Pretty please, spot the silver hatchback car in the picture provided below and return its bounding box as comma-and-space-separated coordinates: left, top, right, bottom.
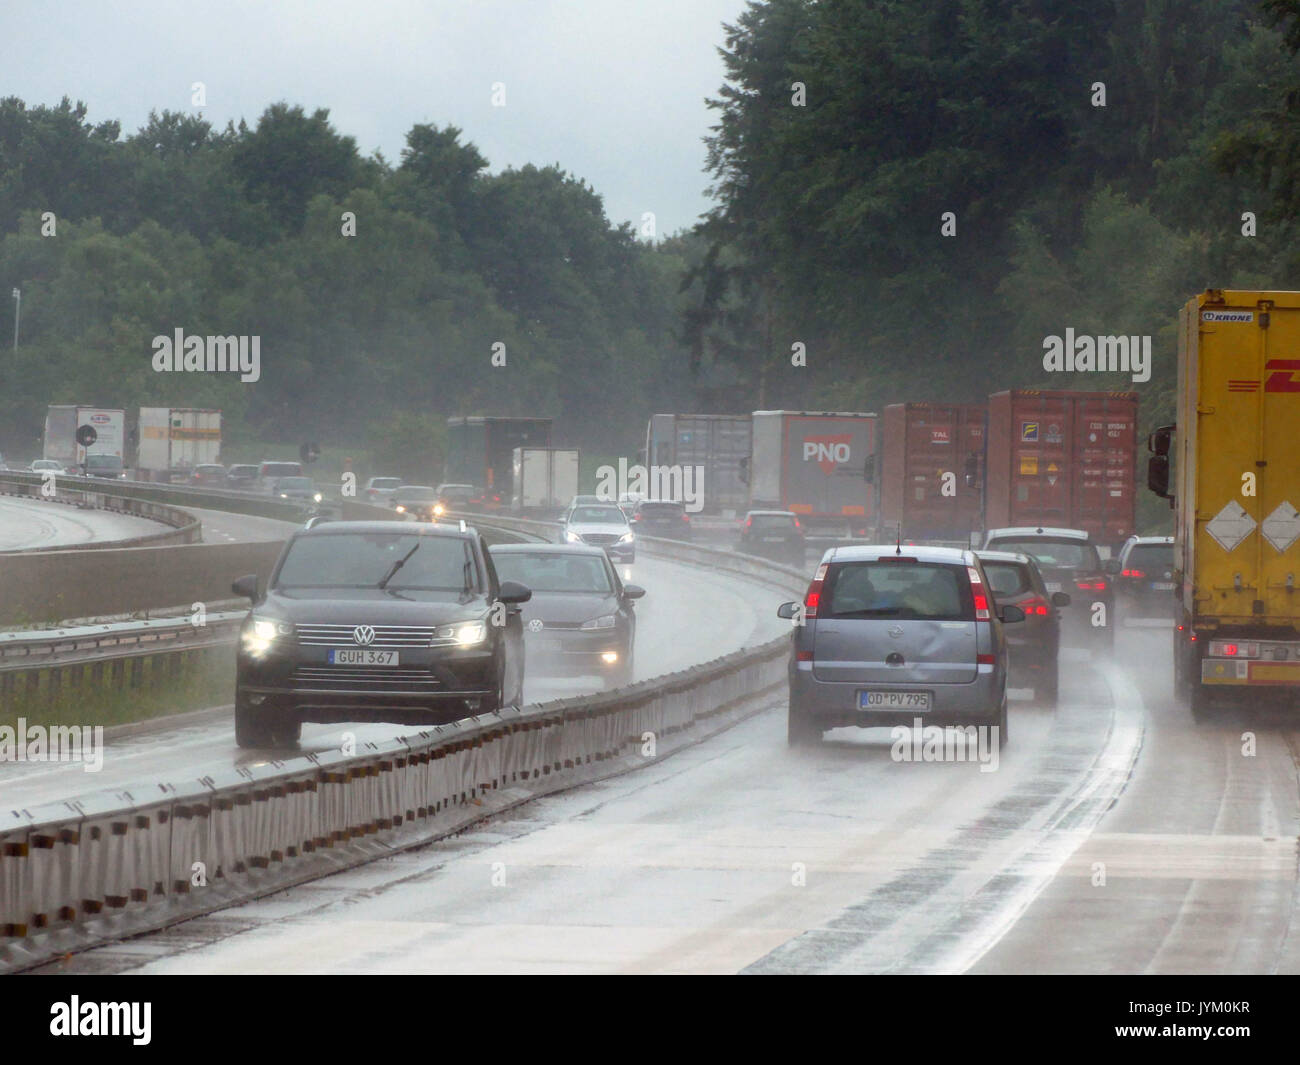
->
777, 545, 1024, 746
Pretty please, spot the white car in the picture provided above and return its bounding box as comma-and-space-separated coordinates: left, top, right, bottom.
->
364, 476, 402, 504
30, 459, 62, 473
561, 503, 636, 564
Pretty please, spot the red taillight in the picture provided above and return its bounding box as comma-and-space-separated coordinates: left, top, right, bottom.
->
1224, 643, 1238, 656
1121, 568, 1144, 578
682, 513, 690, 522
1021, 596, 1051, 616
1076, 579, 1107, 591
745, 517, 752, 528
977, 653, 996, 665
967, 566, 991, 620
804, 563, 828, 617
793, 518, 801, 529
796, 650, 813, 662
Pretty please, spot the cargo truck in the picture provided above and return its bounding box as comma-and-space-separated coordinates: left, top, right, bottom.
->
879, 402, 986, 544
644, 414, 752, 515
43, 405, 126, 477
135, 407, 222, 482
1148, 289, 1300, 714
512, 447, 580, 511
984, 389, 1138, 549
445, 417, 552, 504
748, 411, 878, 539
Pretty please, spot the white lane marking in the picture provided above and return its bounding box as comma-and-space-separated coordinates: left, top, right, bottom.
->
930, 663, 1145, 973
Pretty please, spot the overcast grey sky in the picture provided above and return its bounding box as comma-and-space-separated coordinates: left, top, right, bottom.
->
0, 0, 750, 236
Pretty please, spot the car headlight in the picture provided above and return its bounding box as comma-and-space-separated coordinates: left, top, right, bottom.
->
251, 617, 294, 640
433, 503, 445, 516
395, 505, 406, 513
437, 620, 487, 645
581, 614, 616, 630
313, 492, 322, 502
279, 493, 288, 498
618, 532, 634, 543
564, 530, 582, 543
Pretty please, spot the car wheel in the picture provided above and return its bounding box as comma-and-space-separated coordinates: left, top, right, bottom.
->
235, 690, 276, 748
787, 701, 820, 746
988, 694, 1009, 748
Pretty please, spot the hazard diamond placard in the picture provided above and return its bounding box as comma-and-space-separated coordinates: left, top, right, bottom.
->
1205, 500, 1257, 552
1262, 501, 1300, 553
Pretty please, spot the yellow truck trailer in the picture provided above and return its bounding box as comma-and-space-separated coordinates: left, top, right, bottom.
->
1148, 289, 1300, 713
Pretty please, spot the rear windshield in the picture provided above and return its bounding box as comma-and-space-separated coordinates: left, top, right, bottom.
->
750, 514, 796, 530
440, 486, 475, 499
85, 454, 122, 468
371, 478, 400, 490
822, 561, 972, 620
981, 561, 1032, 597
639, 502, 684, 516
1125, 544, 1174, 570
989, 539, 1099, 570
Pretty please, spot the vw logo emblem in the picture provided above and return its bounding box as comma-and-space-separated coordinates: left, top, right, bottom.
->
527, 619, 544, 633
888, 625, 904, 638
353, 625, 376, 646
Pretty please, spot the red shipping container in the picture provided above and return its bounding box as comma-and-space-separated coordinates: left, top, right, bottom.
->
879, 403, 986, 543
984, 390, 1138, 546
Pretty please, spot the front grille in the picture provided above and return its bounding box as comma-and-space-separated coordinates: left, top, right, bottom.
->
295, 624, 436, 648
290, 666, 442, 691
581, 534, 619, 546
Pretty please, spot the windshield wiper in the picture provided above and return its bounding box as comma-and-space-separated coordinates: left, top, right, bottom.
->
377, 542, 421, 588
461, 551, 475, 601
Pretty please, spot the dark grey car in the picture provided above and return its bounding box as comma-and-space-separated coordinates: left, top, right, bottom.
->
490, 543, 644, 688
231, 521, 531, 747
779, 545, 1023, 746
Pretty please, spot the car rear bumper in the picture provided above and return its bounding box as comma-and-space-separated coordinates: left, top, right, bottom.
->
789, 661, 1003, 728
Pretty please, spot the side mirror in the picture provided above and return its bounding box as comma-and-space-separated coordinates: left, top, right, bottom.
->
999, 604, 1026, 623
232, 574, 259, 601
1147, 424, 1174, 456
1147, 454, 1172, 500
1103, 558, 1122, 575
776, 602, 799, 619
1051, 591, 1071, 607
498, 580, 532, 604
623, 583, 646, 599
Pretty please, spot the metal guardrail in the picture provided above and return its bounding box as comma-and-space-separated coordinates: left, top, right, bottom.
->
0, 613, 246, 669
0, 474, 203, 552
0, 520, 805, 971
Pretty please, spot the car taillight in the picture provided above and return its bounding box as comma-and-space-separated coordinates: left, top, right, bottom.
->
1121, 568, 1144, 578
744, 517, 752, 528
1021, 596, 1051, 616
681, 513, 690, 522
804, 563, 828, 617
1076, 578, 1107, 591
793, 518, 801, 529
967, 566, 990, 620
796, 650, 813, 662
977, 654, 996, 665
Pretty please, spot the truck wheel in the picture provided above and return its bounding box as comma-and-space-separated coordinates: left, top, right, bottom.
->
787, 702, 821, 746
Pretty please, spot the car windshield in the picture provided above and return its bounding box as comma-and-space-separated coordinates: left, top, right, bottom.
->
371, 478, 400, 490
261, 463, 300, 478
572, 506, 626, 524
277, 477, 312, 489
86, 455, 121, 468
276, 533, 479, 591
492, 552, 613, 593
1126, 544, 1174, 570
397, 488, 438, 502
750, 514, 795, 530
981, 561, 1032, 597
991, 539, 1100, 570
823, 561, 971, 620
440, 486, 475, 499
639, 502, 684, 516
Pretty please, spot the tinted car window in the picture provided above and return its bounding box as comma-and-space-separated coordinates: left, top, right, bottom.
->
493, 552, 613, 593
990, 540, 1099, 570
982, 561, 1031, 597
276, 533, 478, 591
638, 502, 684, 516
823, 561, 971, 620
572, 506, 626, 524
750, 514, 796, 530
396, 487, 438, 502
85, 455, 122, 469
260, 462, 302, 479
276, 477, 312, 489
1126, 544, 1174, 570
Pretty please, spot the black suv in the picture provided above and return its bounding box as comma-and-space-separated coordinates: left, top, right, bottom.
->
1108, 535, 1176, 619
231, 521, 531, 747
629, 499, 694, 542
976, 550, 1070, 706
737, 510, 805, 568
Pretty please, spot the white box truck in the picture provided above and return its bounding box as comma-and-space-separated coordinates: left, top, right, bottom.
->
512, 447, 579, 510
43, 405, 127, 478
136, 407, 223, 482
